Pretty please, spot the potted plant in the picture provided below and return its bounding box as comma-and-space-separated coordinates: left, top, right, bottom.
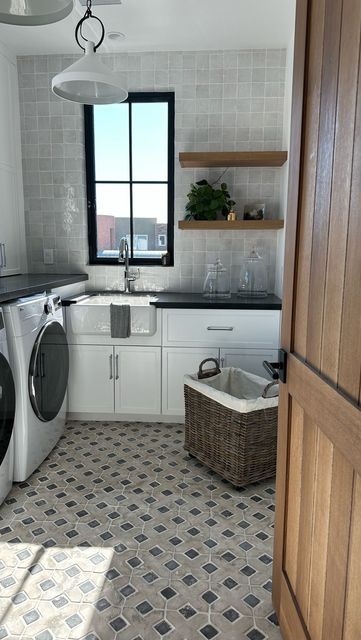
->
185, 179, 236, 221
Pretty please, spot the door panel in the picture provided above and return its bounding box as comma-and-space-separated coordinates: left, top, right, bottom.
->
274, 0, 361, 637
29, 321, 69, 422
114, 347, 161, 414
0, 351, 15, 465
344, 476, 361, 639
162, 348, 219, 415
67, 345, 114, 413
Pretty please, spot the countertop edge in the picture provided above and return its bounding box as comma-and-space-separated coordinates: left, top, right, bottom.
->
0, 273, 88, 304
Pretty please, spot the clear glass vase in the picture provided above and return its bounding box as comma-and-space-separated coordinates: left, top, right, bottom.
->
238, 249, 268, 297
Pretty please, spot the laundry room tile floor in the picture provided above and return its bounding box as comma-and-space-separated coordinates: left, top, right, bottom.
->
0, 421, 281, 640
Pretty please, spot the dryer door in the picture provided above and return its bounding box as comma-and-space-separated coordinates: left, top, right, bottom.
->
0, 351, 15, 465
29, 321, 69, 422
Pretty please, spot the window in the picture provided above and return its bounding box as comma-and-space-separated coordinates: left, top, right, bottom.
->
84, 92, 175, 265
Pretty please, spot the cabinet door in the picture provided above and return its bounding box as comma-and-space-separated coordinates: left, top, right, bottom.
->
0, 167, 21, 276
220, 348, 279, 378
67, 345, 114, 413
0, 50, 15, 169
0, 50, 25, 276
114, 347, 161, 414
162, 347, 219, 415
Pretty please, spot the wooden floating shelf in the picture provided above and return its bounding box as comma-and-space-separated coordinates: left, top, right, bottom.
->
178, 220, 284, 230
179, 151, 288, 168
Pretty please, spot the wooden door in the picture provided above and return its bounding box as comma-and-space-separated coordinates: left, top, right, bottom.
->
274, 0, 361, 638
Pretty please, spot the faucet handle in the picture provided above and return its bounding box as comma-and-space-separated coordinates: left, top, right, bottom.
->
129, 268, 140, 281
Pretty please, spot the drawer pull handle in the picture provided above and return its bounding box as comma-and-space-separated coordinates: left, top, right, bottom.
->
207, 326, 234, 331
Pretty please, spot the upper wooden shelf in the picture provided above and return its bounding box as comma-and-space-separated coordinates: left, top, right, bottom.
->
179, 151, 288, 168
178, 220, 284, 230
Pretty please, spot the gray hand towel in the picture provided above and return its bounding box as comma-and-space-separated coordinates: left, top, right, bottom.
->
110, 303, 131, 338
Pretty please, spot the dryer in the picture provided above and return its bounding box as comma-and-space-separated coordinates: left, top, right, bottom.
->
3, 294, 69, 481
0, 308, 15, 503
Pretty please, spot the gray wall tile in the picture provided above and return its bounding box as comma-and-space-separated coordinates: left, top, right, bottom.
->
18, 48, 286, 293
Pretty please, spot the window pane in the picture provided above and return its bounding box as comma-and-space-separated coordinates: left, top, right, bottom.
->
96, 184, 130, 258
94, 104, 129, 181
132, 184, 168, 259
132, 102, 168, 181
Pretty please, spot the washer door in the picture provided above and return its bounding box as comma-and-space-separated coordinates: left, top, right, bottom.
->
0, 352, 15, 465
29, 321, 69, 422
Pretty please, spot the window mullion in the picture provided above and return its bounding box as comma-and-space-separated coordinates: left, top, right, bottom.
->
128, 102, 134, 260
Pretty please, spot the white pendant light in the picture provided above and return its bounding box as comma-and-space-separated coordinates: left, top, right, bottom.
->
52, 0, 128, 105
0, 0, 73, 25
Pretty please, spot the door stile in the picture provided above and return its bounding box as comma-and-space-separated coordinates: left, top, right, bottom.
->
272, 0, 309, 616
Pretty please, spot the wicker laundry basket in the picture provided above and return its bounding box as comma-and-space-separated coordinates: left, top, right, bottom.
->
184, 364, 278, 488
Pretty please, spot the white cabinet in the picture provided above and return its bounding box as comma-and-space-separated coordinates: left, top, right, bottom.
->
0, 168, 22, 275
0, 44, 26, 276
161, 309, 280, 417
220, 348, 279, 378
67, 344, 161, 416
162, 347, 219, 415
114, 346, 161, 414
66, 308, 280, 419
68, 345, 114, 413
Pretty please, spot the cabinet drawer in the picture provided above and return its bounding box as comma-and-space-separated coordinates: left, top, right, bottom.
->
162, 309, 280, 348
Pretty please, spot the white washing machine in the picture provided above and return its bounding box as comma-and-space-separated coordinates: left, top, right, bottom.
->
2, 294, 69, 482
0, 308, 15, 503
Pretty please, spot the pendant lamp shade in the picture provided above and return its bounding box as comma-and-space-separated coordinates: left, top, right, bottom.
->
52, 41, 128, 104
0, 0, 73, 25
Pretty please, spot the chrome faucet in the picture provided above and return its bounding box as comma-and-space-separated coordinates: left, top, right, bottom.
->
118, 237, 139, 292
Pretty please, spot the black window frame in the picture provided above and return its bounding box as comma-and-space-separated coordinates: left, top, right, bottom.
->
84, 91, 175, 266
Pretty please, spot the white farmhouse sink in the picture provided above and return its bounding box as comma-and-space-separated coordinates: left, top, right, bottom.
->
67, 293, 158, 336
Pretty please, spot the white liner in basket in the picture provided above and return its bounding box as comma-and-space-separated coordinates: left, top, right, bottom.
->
184, 367, 279, 414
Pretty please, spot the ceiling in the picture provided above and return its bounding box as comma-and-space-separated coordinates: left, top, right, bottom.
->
0, 0, 295, 56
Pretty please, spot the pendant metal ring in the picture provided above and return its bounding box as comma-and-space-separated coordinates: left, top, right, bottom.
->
75, 13, 105, 52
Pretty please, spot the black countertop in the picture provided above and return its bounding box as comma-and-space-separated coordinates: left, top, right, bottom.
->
152, 293, 282, 309
0, 273, 88, 304
62, 290, 282, 310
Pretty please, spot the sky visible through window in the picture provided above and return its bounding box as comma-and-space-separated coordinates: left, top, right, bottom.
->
94, 102, 168, 223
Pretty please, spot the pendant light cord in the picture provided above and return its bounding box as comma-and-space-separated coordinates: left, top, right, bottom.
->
75, 0, 105, 52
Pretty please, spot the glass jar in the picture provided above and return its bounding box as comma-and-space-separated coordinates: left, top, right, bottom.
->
238, 249, 268, 297
203, 259, 231, 298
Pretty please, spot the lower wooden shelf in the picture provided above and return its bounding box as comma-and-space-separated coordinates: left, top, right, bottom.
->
178, 219, 284, 230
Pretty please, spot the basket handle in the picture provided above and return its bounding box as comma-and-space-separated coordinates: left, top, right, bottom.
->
198, 358, 221, 378
262, 380, 279, 399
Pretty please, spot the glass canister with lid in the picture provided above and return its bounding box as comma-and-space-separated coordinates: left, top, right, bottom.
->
237, 248, 268, 297
203, 259, 231, 298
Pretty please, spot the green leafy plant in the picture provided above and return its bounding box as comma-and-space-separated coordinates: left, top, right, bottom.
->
185, 179, 236, 221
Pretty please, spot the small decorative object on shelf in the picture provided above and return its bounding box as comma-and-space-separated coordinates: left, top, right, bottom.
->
185, 179, 235, 221
244, 203, 266, 220
227, 209, 237, 221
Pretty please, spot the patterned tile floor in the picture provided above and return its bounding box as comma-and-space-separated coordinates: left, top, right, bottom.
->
0, 421, 282, 640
